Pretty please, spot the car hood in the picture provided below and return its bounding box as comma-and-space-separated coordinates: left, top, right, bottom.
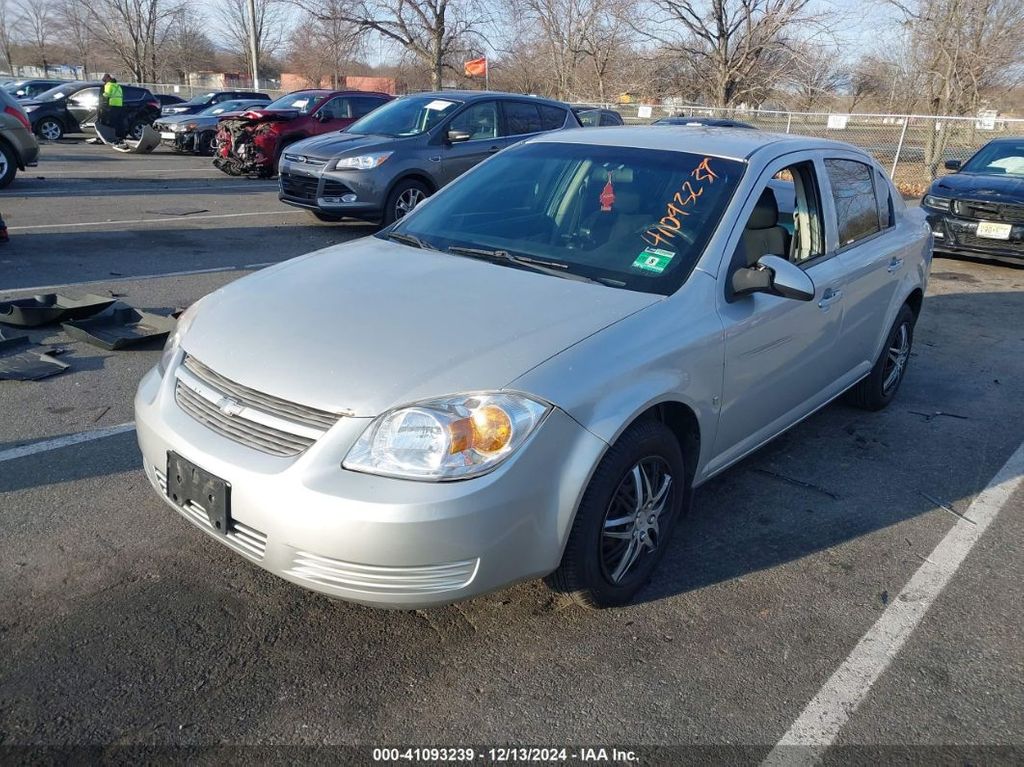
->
154, 114, 191, 127
181, 238, 660, 416
234, 108, 300, 123
287, 132, 403, 160
931, 172, 1024, 202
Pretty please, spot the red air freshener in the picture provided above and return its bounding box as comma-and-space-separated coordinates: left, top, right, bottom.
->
599, 172, 615, 212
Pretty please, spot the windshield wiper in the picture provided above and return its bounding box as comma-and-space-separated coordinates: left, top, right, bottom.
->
385, 231, 430, 249
447, 246, 616, 285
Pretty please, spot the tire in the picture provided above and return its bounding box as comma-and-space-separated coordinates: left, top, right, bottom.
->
308, 210, 345, 223
196, 131, 215, 156
36, 117, 63, 141
127, 120, 146, 141
383, 179, 430, 226
848, 303, 915, 411
546, 419, 688, 608
0, 141, 16, 189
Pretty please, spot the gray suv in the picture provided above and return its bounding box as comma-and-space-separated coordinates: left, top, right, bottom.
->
0, 88, 40, 188
279, 91, 581, 224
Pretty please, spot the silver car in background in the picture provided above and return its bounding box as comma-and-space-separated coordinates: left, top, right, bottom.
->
136, 127, 931, 609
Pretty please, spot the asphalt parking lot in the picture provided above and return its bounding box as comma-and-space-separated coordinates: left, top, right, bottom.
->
1, 142, 1023, 762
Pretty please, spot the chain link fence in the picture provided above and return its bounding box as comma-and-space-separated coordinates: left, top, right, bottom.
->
575, 103, 1024, 193
135, 83, 288, 100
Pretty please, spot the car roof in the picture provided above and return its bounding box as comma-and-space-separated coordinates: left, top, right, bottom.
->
406, 90, 569, 107
531, 125, 871, 162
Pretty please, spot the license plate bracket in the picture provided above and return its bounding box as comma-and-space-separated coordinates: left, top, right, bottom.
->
166, 452, 231, 535
977, 221, 1012, 240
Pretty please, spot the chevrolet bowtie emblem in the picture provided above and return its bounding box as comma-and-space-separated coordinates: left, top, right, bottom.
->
217, 396, 244, 416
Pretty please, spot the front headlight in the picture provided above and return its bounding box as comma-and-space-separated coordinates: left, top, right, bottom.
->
157, 297, 206, 376
343, 392, 550, 481
181, 122, 198, 131
923, 194, 952, 211
333, 152, 393, 171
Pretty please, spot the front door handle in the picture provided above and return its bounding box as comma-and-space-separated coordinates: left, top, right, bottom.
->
818, 287, 843, 310
887, 256, 904, 273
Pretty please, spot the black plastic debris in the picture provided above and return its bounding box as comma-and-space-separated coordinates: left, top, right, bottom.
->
146, 207, 210, 217
0, 332, 68, 380
61, 302, 176, 350
0, 293, 116, 327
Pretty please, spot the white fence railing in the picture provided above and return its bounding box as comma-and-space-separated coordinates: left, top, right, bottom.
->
575, 102, 1024, 189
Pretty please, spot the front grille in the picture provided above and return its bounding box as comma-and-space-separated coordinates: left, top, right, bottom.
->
952, 230, 1024, 252
280, 172, 319, 202
154, 466, 268, 559
183, 355, 338, 430
285, 551, 479, 595
953, 199, 1024, 224
283, 153, 328, 170
321, 180, 354, 198
174, 355, 343, 457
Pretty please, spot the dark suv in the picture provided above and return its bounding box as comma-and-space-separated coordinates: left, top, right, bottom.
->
161, 90, 271, 117
22, 81, 161, 140
279, 91, 581, 224
4, 79, 69, 100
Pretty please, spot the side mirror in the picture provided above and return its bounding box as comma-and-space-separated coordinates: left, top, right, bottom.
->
944, 159, 962, 171
732, 255, 815, 301
447, 129, 471, 144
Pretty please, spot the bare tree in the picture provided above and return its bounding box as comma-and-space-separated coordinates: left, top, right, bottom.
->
17, 0, 55, 72
286, 4, 364, 87
641, 0, 822, 107
163, 6, 216, 81
0, 0, 17, 75
86, 0, 184, 81
214, 0, 288, 81
294, 0, 486, 90
780, 44, 844, 111
55, 0, 94, 77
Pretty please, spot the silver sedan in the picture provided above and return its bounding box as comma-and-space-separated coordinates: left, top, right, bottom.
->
135, 127, 932, 609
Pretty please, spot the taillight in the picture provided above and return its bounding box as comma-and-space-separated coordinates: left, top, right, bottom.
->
4, 105, 31, 130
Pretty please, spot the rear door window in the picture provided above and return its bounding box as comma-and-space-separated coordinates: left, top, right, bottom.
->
537, 104, 567, 131
503, 101, 543, 136
824, 159, 881, 247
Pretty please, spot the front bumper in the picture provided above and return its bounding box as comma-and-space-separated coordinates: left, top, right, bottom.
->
155, 127, 196, 152
278, 161, 386, 220
134, 362, 605, 608
926, 211, 1024, 262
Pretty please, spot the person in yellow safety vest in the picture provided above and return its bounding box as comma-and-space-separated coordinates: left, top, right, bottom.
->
99, 73, 125, 141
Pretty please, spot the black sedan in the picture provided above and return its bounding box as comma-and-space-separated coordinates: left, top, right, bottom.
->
161, 90, 271, 117
922, 138, 1024, 264
21, 81, 162, 141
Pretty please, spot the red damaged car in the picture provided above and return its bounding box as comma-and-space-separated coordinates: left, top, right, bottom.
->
213, 89, 391, 177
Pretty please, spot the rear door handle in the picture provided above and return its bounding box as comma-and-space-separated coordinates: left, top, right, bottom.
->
887, 256, 904, 273
818, 287, 843, 310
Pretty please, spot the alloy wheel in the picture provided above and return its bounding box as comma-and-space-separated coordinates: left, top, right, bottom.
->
600, 457, 674, 584
0, 152, 8, 179
394, 187, 425, 219
40, 120, 61, 141
883, 322, 910, 393
129, 122, 145, 141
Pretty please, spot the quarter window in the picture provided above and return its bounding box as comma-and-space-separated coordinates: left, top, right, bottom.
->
825, 159, 881, 246
537, 104, 567, 131
503, 102, 543, 135
350, 96, 385, 118
875, 170, 895, 228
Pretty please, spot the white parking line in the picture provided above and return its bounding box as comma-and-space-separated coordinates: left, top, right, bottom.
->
0, 423, 136, 463
762, 439, 1024, 767
11, 182, 278, 197
8, 210, 303, 231
1, 262, 277, 294
39, 168, 226, 175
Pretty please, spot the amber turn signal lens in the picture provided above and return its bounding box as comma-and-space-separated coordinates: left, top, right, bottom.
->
471, 405, 513, 453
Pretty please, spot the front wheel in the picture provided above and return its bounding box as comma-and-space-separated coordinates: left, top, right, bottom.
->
36, 117, 63, 141
127, 120, 146, 141
196, 131, 216, 155
383, 179, 430, 226
848, 303, 915, 411
546, 419, 688, 608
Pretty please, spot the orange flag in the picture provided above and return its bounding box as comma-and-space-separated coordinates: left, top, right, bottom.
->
464, 57, 487, 77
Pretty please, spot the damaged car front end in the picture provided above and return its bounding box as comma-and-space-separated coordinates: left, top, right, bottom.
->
213, 112, 287, 176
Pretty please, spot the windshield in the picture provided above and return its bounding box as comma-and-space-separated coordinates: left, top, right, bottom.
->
388, 142, 744, 295
961, 142, 1024, 176
182, 92, 216, 106
265, 91, 323, 114
199, 100, 250, 115
347, 95, 462, 137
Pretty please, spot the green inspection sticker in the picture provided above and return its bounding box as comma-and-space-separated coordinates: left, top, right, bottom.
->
632, 248, 675, 274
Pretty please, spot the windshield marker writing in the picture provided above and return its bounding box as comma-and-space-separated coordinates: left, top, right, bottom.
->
642, 157, 717, 249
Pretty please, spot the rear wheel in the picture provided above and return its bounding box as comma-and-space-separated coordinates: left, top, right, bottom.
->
546, 419, 688, 608
383, 179, 430, 226
0, 142, 16, 188
36, 117, 63, 141
848, 303, 915, 411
